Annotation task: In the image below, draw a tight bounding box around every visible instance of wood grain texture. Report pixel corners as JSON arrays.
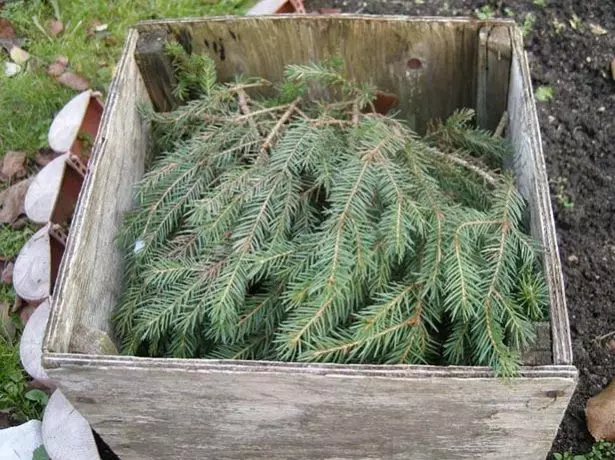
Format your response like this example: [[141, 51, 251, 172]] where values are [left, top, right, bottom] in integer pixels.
[[44, 29, 151, 354], [134, 29, 179, 112], [476, 25, 512, 131], [135, 15, 495, 132], [507, 29, 572, 365], [42, 17, 575, 459], [45, 355, 576, 460]]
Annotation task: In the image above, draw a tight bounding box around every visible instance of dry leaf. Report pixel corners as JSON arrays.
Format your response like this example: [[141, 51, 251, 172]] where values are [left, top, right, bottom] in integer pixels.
[[47, 19, 64, 37], [611, 58, 615, 81], [0, 178, 31, 224], [34, 148, 62, 167], [10, 216, 28, 230], [86, 19, 103, 37], [0, 18, 16, 39], [18, 303, 36, 325], [46, 55, 69, 77], [56, 72, 89, 91], [0, 302, 15, 340], [586, 379, 615, 440], [589, 23, 608, 35], [1, 262, 14, 284], [1, 151, 27, 180], [9, 46, 30, 66]]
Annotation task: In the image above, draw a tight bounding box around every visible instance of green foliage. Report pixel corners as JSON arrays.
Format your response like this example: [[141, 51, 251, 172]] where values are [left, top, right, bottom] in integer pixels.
[[0, 224, 35, 261], [521, 13, 537, 36], [533, 0, 547, 7], [0, 0, 250, 153], [475, 5, 495, 20], [0, 336, 47, 421], [535, 86, 554, 102], [554, 441, 615, 460], [114, 53, 548, 376], [32, 445, 50, 460]]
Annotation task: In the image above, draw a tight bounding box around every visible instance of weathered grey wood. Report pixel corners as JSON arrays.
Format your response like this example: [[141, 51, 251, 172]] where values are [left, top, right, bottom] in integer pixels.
[[507, 28, 572, 365], [44, 356, 576, 460], [521, 322, 553, 366], [42, 16, 575, 460], [134, 29, 178, 112], [45, 29, 151, 354], [476, 25, 512, 131], [136, 15, 496, 132]]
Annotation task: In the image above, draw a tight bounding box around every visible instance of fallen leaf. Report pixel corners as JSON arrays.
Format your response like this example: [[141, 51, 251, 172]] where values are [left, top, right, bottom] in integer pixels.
[[2, 262, 14, 284], [1, 151, 27, 180], [0, 302, 15, 340], [589, 23, 608, 35], [47, 56, 69, 77], [47, 19, 64, 37], [0, 18, 16, 39], [3, 61, 21, 77], [0, 178, 31, 224], [34, 148, 63, 167], [18, 303, 36, 325], [611, 58, 615, 81], [9, 46, 30, 65], [56, 72, 89, 91], [86, 19, 103, 37], [10, 216, 28, 230], [587, 379, 615, 441]]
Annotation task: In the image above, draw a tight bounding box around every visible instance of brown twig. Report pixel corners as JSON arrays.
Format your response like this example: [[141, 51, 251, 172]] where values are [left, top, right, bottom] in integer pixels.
[[294, 107, 310, 120], [433, 149, 498, 186], [494, 111, 508, 138], [233, 104, 292, 122], [352, 100, 360, 125], [236, 88, 259, 134], [259, 97, 302, 156]]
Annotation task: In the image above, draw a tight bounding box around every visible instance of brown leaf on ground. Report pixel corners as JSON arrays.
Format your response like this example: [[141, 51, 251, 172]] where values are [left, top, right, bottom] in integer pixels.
[[47, 19, 64, 37], [1, 151, 27, 180], [10, 216, 27, 230], [1, 261, 13, 284], [46, 55, 69, 77], [586, 378, 615, 441], [0, 302, 15, 340], [86, 19, 103, 37], [34, 148, 63, 167], [0, 18, 16, 39], [0, 178, 31, 224], [18, 303, 36, 325], [57, 71, 89, 91]]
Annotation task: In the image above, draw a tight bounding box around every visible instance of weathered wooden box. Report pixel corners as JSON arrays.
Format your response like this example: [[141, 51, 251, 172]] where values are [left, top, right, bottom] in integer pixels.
[[43, 15, 577, 460]]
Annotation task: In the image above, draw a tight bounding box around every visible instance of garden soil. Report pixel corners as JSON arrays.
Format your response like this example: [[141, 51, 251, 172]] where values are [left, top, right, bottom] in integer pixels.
[[306, 0, 615, 456]]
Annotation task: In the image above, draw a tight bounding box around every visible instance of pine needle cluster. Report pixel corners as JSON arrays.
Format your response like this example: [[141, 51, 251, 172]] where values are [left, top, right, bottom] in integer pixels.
[[114, 47, 548, 376]]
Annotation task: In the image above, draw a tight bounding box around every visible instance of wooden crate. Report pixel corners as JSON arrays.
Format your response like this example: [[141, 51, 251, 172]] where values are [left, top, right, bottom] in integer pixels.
[[42, 15, 577, 460]]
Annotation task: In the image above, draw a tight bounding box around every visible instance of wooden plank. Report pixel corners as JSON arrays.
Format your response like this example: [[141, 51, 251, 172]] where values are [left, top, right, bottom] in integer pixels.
[[507, 29, 572, 365], [476, 25, 512, 131], [45, 355, 576, 460], [44, 29, 152, 355], [134, 29, 179, 112], [135, 15, 491, 132]]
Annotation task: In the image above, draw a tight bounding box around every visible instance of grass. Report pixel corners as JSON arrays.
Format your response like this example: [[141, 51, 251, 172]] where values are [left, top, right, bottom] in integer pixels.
[[0, 0, 251, 153], [554, 441, 615, 460], [0, 334, 47, 422], [0, 0, 253, 428]]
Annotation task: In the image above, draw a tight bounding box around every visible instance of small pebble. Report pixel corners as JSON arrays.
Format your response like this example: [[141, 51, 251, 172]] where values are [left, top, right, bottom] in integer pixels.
[[568, 254, 579, 263]]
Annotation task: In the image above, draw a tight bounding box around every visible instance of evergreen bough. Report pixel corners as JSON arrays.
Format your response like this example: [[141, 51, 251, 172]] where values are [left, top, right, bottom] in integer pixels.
[[114, 47, 548, 376]]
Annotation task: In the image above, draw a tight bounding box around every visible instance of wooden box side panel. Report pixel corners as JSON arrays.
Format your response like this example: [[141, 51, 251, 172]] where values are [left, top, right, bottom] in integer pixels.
[[47, 358, 576, 460], [507, 31, 572, 365], [137, 15, 482, 132], [45, 30, 152, 353]]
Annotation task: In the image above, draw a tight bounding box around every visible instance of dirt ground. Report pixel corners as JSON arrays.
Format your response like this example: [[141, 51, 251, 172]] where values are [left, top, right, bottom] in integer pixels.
[[306, 0, 615, 456]]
